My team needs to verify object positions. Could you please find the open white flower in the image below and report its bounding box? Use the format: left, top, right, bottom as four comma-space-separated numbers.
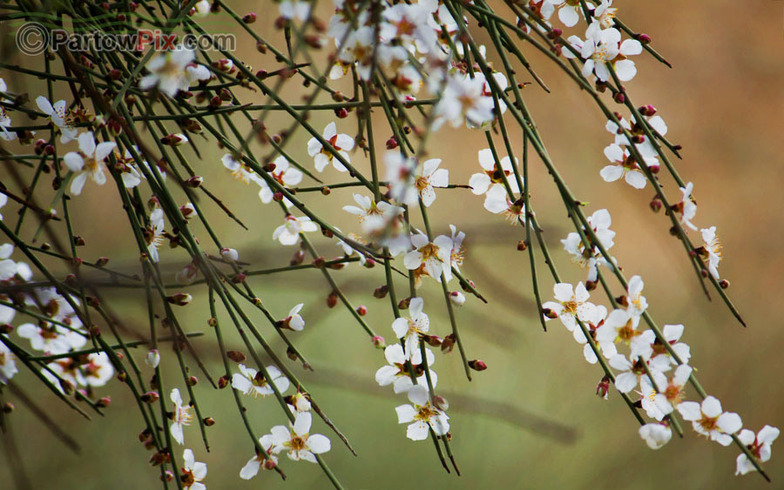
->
273, 215, 318, 246
139, 47, 210, 97
232, 364, 290, 398
700, 226, 722, 279
63, 132, 116, 195
36, 96, 78, 143
375, 344, 437, 394
181, 449, 207, 490
564, 24, 642, 81
469, 149, 519, 213
677, 396, 742, 446
609, 353, 665, 394
395, 385, 449, 441
391, 297, 430, 357
146, 208, 165, 263
308, 122, 354, 172
80, 352, 114, 387
413, 159, 448, 207
434, 73, 494, 129
640, 364, 692, 420
639, 422, 672, 450
259, 156, 303, 207
385, 152, 418, 206
600, 143, 649, 189
170, 388, 193, 445
675, 182, 698, 231
279, 304, 305, 331
260, 412, 331, 463
0, 342, 18, 384
542, 282, 596, 332
561, 209, 616, 281
404, 233, 453, 283
736, 426, 779, 475
17, 321, 87, 355
343, 194, 403, 235
222, 154, 261, 185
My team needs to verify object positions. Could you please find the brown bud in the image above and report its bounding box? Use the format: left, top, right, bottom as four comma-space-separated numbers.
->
203, 417, 215, 427
218, 375, 229, 389
517, 240, 527, 251
326, 291, 338, 308
242, 12, 257, 23
356, 305, 367, 316
227, 350, 246, 363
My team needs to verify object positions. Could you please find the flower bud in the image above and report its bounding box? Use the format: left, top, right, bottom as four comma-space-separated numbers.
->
166, 293, 192, 306
542, 308, 558, 319
468, 359, 487, 371
186, 175, 203, 188
373, 285, 389, 299
160, 133, 188, 146
517, 240, 527, 251
372, 335, 386, 349
596, 375, 611, 400
326, 291, 338, 308
449, 291, 466, 307
649, 198, 662, 213
433, 395, 449, 411
141, 391, 160, 403
218, 375, 229, 389
242, 12, 257, 23
356, 305, 367, 316
203, 417, 215, 426
637, 33, 652, 44
221, 248, 238, 261
227, 350, 246, 363
719, 279, 730, 289
263, 459, 276, 470
441, 334, 456, 354
386, 136, 398, 149
145, 349, 161, 368
180, 203, 197, 219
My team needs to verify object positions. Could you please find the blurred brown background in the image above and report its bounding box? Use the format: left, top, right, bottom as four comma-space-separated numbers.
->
1, 0, 783, 488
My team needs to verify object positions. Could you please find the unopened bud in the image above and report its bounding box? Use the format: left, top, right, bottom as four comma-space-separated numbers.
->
468, 359, 487, 371
517, 240, 528, 251
373, 285, 389, 299
386, 137, 398, 149
441, 334, 456, 354
145, 349, 160, 368
637, 33, 652, 44
719, 279, 730, 289
218, 375, 229, 389
372, 335, 386, 349
650, 199, 662, 213
449, 291, 466, 307
326, 291, 338, 308
166, 293, 192, 306
220, 248, 239, 261
596, 375, 611, 400
203, 417, 215, 426
433, 395, 449, 411
242, 12, 257, 23
542, 308, 558, 319
161, 133, 188, 146
227, 350, 246, 363
356, 305, 367, 316
141, 391, 160, 403
188, 376, 198, 386
186, 175, 203, 188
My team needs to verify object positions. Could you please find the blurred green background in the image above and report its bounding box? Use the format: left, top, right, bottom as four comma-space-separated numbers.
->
1, 1, 783, 488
